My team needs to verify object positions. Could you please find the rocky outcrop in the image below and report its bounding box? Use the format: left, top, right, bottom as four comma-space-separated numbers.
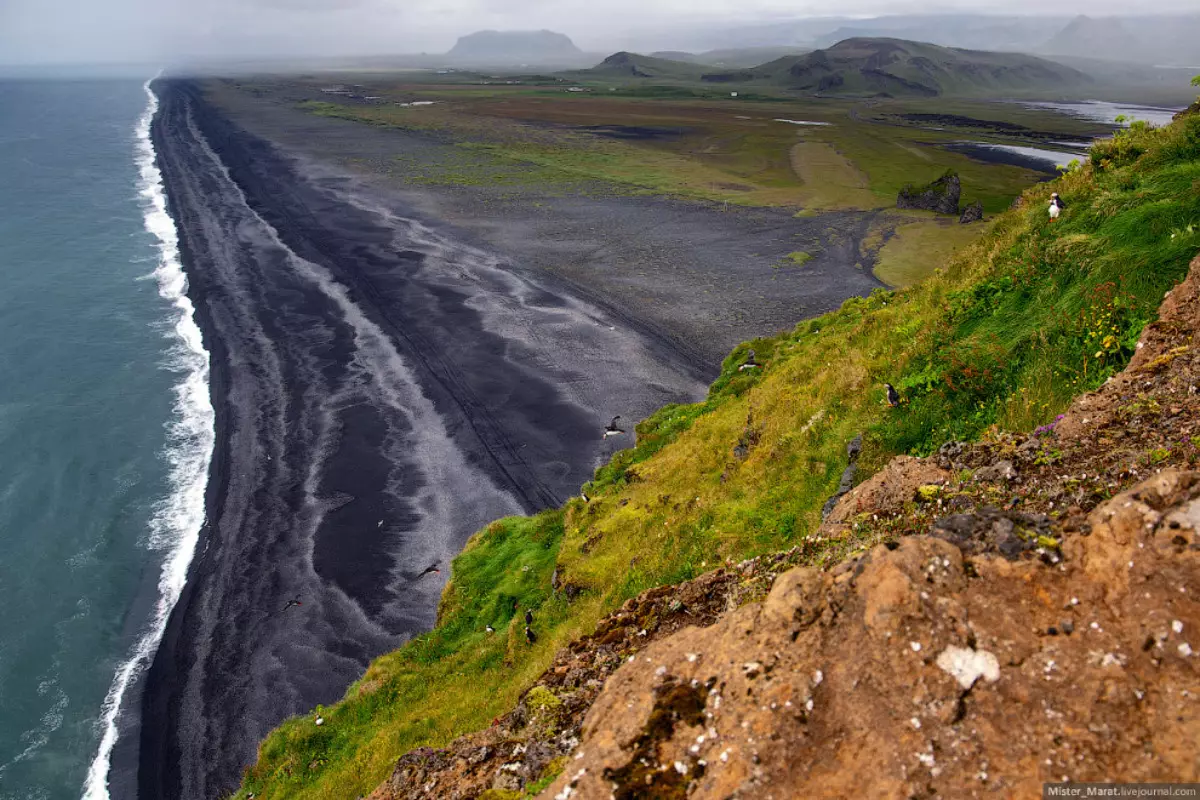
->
537, 256, 1200, 798
368, 552, 808, 800
897, 170, 961, 215
543, 470, 1199, 799
959, 199, 984, 224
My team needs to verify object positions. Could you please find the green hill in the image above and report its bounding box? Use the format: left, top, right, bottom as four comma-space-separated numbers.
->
651, 46, 813, 68
707, 37, 1092, 97
571, 51, 710, 81
233, 107, 1200, 800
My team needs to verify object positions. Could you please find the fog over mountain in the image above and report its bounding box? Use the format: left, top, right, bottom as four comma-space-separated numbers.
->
4, 0, 1200, 68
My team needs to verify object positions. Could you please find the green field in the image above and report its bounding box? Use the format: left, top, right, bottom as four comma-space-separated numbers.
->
267, 76, 1113, 288
234, 92, 1200, 800
285, 87, 1100, 214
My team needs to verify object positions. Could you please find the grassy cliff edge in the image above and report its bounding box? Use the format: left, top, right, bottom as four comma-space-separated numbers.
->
236, 108, 1200, 800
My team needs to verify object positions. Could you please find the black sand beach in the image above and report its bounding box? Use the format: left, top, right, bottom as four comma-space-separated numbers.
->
133, 79, 883, 798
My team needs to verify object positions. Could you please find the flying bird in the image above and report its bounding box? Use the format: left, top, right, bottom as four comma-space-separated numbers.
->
738, 349, 759, 371
885, 383, 901, 408
603, 416, 625, 439
1048, 192, 1064, 222
280, 596, 303, 613
419, 564, 441, 577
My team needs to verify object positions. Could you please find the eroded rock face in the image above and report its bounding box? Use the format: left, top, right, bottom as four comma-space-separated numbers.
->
540, 471, 1200, 799
897, 171, 961, 215
959, 200, 984, 224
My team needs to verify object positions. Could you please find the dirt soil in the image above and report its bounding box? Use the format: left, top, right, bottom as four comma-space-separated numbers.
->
369, 265, 1200, 799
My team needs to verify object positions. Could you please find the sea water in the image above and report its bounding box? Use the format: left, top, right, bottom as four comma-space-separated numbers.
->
0, 79, 213, 800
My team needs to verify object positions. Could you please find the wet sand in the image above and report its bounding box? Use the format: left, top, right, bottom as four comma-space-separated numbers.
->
133, 79, 882, 798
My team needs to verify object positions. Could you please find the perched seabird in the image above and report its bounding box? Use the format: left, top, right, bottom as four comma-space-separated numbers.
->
485, 624, 496, 634
280, 596, 303, 613
525, 609, 534, 625
603, 416, 625, 438
314, 715, 325, 726
525, 626, 537, 644
1048, 192, 1064, 222
885, 383, 901, 408
738, 348, 760, 371
419, 564, 441, 577
580, 491, 590, 503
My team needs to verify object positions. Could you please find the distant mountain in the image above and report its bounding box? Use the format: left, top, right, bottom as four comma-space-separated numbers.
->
446, 30, 582, 65
680, 46, 813, 68
1041, 15, 1136, 60
809, 16, 1072, 53
649, 50, 698, 63
575, 51, 708, 81
705, 37, 1091, 97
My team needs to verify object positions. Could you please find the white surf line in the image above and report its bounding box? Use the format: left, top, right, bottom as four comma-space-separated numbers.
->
81, 77, 216, 800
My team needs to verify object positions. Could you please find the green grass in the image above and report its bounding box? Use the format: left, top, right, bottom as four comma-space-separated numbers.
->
289, 91, 1067, 213
236, 108, 1200, 800
779, 251, 814, 267
873, 216, 987, 287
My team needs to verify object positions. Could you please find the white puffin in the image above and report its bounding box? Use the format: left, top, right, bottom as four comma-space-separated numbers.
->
1048, 192, 1064, 221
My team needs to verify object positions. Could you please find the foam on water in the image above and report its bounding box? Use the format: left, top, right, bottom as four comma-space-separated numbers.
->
80, 78, 216, 800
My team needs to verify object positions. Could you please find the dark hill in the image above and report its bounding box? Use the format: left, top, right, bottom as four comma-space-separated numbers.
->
447, 30, 582, 64
575, 51, 709, 81
706, 37, 1091, 97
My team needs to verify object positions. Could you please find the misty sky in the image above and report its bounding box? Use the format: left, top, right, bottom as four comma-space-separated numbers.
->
2, 0, 1199, 65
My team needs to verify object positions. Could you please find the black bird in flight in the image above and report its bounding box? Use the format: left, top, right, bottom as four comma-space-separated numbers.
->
280, 596, 303, 613
419, 564, 441, 577
603, 416, 625, 439
885, 383, 901, 408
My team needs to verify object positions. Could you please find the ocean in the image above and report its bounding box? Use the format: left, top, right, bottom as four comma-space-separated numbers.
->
0, 78, 212, 800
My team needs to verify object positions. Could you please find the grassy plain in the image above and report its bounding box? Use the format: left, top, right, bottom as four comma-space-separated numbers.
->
236, 96, 1200, 800
873, 215, 988, 287
266, 77, 1113, 288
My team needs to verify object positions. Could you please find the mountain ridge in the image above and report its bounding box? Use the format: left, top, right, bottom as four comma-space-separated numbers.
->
705, 37, 1092, 97
447, 29, 582, 64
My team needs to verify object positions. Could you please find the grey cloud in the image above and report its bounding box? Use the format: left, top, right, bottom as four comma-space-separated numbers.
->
2, 0, 1200, 66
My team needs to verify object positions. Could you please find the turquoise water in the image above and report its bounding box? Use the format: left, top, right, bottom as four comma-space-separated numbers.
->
0, 79, 206, 800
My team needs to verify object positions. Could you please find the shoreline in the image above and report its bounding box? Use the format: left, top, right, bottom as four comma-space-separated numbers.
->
125, 83, 237, 800
86, 79, 217, 800
133, 78, 886, 797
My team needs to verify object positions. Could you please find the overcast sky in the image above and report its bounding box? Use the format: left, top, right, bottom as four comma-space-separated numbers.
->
2, 0, 1199, 66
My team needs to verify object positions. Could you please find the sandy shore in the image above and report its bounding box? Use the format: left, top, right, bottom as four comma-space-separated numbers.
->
133, 79, 883, 798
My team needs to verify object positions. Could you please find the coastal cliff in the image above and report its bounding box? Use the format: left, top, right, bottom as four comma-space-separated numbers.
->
237, 102, 1200, 799
357, 250, 1200, 800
